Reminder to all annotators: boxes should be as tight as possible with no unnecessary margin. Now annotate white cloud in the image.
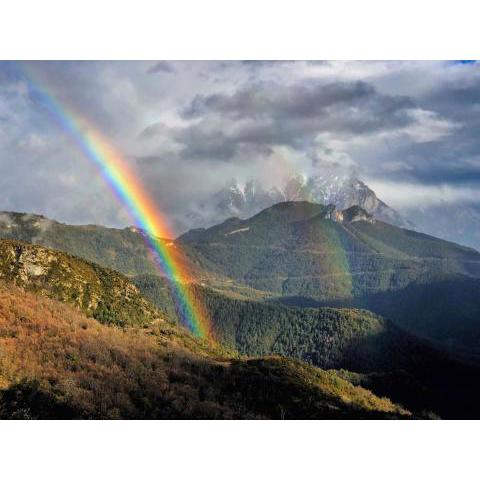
[368,180,480,209]
[403,108,460,142]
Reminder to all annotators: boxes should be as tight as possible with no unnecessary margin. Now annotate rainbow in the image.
[18,65,210,339]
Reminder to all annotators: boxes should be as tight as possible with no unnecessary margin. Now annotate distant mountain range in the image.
[179,201,480,356]
[180,201,480,295]
[190,173,480,252]
[190,173,413,230]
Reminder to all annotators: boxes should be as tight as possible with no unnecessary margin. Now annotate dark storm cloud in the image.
[383,70,480,188]
[240,60,296,68]
[381,143,480,187]
[426,78,480,110]
[175,128,238,160]
[238,60,332,71]
[183,81,384,119]
[147,61,175,74]
[417,166,480,185]
[161,80,417,163]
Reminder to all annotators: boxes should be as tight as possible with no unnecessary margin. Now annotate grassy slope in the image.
[0,283,407,419]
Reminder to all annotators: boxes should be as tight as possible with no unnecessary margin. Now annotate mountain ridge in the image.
[176,201,480,356]
[189,173,413,230]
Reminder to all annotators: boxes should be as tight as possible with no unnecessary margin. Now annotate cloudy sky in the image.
[1,60,479,235]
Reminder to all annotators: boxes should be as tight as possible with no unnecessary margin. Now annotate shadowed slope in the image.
[134,274,480,419]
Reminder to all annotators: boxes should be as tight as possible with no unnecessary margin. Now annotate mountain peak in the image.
[198,173,411,230]
[259,201,376,226]
[252,201,327,224]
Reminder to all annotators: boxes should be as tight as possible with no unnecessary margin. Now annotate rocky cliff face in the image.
[0,239,160,327]
[324,204,375,224]
[339,205,376,224]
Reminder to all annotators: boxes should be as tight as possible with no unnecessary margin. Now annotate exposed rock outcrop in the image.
[324,204,375,224]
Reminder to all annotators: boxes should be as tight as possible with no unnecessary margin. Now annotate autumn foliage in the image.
[0,282,407,419]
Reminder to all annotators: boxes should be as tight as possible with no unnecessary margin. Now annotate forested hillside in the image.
[4,204,480,303]
[134,274,480,418]
[135,274,400,370]
[3,205,480,356]
[0,282,406,419]
[178,202,480,300]
[354,275,480,355]
[175,201,480,355]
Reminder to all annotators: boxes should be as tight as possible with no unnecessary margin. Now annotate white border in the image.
[0,0,478,59]
[1,1,479,477]
[0,420,478,479]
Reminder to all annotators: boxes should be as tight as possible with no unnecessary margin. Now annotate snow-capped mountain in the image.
[202,174,411,229]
